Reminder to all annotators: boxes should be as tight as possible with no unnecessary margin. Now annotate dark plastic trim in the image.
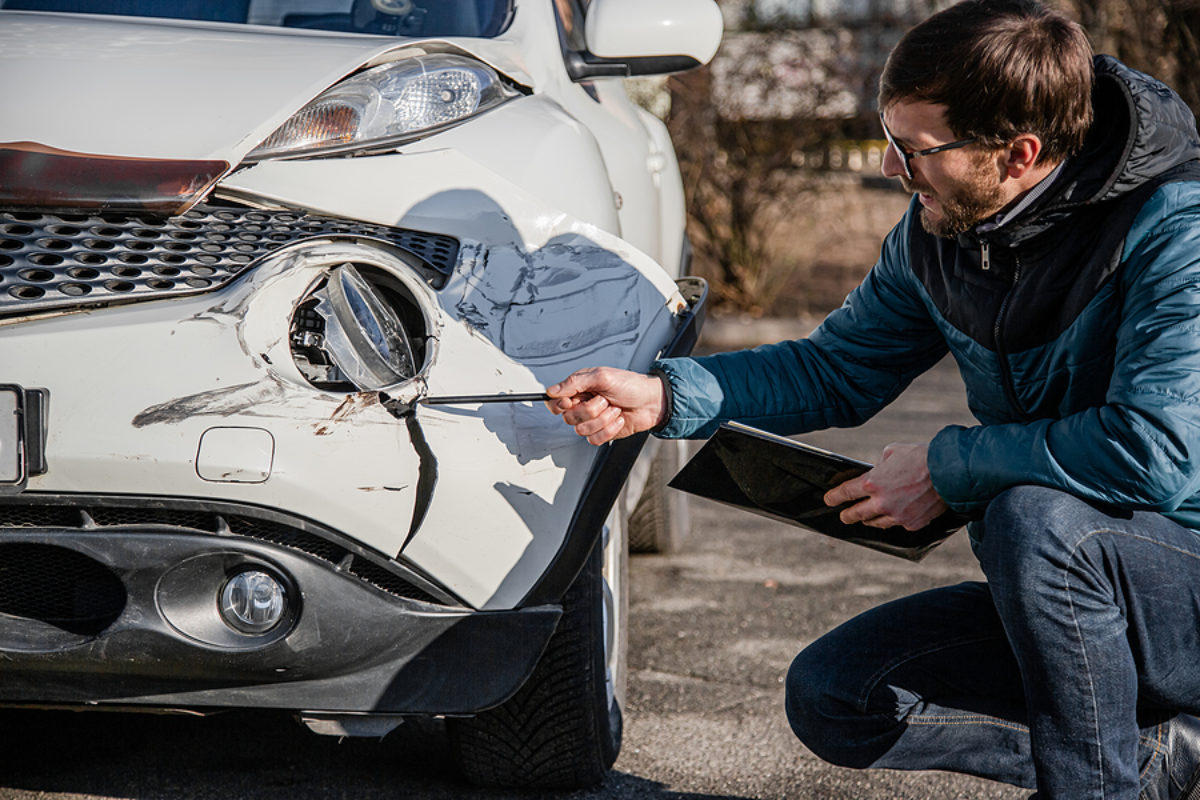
[565,51,703,81]
[23,389,48,477]
[0,386,47,493]
[0,525,559,714]
[0,492,461,607]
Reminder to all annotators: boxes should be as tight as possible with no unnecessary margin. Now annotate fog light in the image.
[219,569,287,634]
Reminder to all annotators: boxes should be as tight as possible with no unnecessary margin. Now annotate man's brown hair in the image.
[878,0,1094,164]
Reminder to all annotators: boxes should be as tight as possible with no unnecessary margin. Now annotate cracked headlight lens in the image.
[314,264,418,390]
[247,54,520,160]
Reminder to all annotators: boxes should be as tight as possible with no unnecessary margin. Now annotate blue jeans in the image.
[786,486,1200,799]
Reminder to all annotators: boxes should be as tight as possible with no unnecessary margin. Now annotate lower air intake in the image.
[0,543,126,635]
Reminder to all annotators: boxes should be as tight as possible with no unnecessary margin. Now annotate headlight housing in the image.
[290,262,429,392]
[316,263,417,390]
[246,54,521,161]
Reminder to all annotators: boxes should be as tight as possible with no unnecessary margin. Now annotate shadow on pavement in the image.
[0,707,753,800]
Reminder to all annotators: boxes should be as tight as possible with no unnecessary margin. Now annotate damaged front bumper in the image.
[0,493,560,714]
[0,202,693,608]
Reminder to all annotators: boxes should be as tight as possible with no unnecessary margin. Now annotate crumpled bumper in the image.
[0,495,559,714]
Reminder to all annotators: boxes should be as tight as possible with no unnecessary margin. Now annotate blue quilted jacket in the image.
[653,57,1200,528]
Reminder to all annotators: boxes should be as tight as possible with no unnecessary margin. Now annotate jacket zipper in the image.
[992,252,1031,420]
[980,241,991,271]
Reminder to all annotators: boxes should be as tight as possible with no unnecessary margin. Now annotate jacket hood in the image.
[977,55,1200,247]
[1057,55,1200,205]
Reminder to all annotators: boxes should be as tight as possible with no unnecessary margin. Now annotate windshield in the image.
[0,0,513,36]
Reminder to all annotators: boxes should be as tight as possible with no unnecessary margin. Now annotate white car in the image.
[0,0,720,788]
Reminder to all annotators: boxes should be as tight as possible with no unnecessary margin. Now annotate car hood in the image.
[0,11,530,165]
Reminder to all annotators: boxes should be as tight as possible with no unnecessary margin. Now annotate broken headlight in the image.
[246,54,521,161]
[291,263,425,391]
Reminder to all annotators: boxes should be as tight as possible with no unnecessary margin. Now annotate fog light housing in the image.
[219,569,287,634]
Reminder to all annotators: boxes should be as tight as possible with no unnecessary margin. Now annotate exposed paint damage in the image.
[313,392,385,436]
[396,228,686,608]
[132,379,287,428]
[453,242,643,362]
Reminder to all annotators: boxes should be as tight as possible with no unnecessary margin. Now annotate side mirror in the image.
[566,0,723,80]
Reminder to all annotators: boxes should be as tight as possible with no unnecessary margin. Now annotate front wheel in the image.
[448,518,625,789]
[629,438,690,554]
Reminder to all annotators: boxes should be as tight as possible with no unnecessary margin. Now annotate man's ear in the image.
[1001,134,1044,179]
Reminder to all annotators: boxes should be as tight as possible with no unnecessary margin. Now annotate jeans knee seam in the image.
[906,712,1029,734]
[1064,529,1107,791]
[1061,528,1200,791]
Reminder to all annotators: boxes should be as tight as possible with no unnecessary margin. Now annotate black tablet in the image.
[667,421,967,561]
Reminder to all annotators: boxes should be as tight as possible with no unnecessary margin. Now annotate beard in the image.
[902,159,1005,238]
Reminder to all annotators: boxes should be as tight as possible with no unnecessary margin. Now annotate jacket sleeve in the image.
[652,209,948,440]
[929,183,1200,517]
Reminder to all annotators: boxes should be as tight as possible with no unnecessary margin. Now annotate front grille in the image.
[0,205,460,316]
[0,501,451,607]
[0,543,126,635]
[0,505,80,528]
[87,507,214,531]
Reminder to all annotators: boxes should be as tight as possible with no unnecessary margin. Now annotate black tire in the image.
[448,537,622,789]
[629,439,690,554]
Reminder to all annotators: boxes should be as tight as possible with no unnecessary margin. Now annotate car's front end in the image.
[0,0,720,787]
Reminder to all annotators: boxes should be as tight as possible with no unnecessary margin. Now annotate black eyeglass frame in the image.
[879,114,977,180]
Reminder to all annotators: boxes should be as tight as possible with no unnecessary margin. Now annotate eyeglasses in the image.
[879,114,977,180]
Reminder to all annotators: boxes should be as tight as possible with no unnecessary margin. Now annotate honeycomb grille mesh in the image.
[0,543,126,635]
[0,206,460,316]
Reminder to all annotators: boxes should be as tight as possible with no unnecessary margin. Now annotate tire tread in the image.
[449,544,619,789]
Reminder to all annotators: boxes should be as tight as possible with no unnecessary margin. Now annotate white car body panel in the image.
[409,230,681,606]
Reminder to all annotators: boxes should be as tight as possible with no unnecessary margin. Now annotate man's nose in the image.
[881,143,906,179]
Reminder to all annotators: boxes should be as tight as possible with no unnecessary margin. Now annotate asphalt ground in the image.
[0,327,1031,800]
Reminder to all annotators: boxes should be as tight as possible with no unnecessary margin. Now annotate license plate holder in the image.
[0,385,47,493]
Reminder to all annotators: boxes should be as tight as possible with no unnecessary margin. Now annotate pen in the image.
[420,392,551,405]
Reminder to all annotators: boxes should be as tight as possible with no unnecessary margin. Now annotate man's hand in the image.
[545,367,668,445]
[823,442,949,531]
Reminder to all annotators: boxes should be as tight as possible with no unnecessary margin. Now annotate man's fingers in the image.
[546,370,593,399]
[545,366,664,445]
[836,497,897,529]
[824,474,869,508]
[545,394,581,415]
[586,411,627,446]
[573,406,624,446]
[836,496,873,525]
[827,478,876,525]
[822,443,943,531]
[570,404,622,440]
[561,394,611,427]
[547,367,615,401]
